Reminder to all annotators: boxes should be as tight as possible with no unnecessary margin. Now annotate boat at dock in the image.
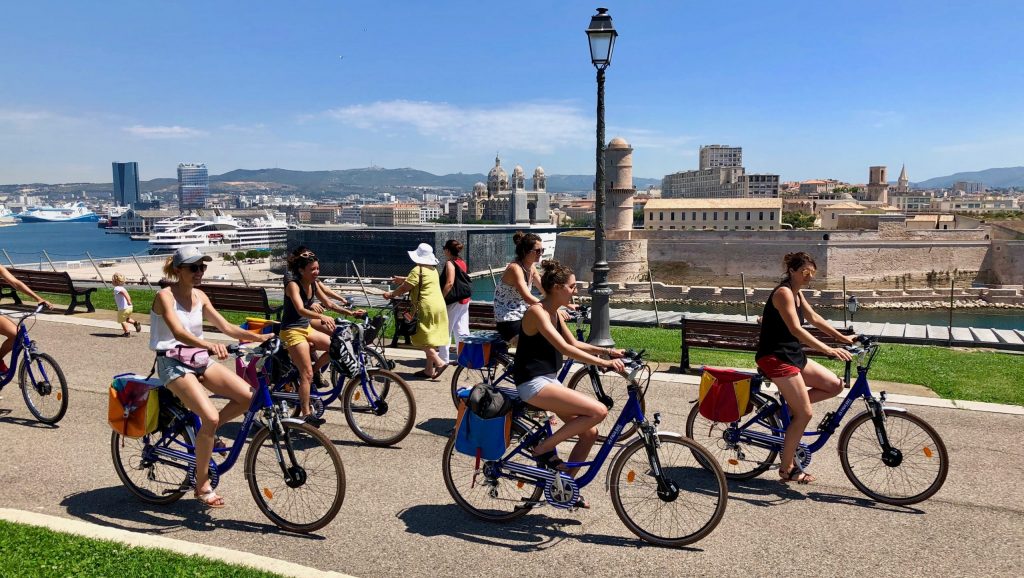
[147,211,288,254]
[16,202,99,223]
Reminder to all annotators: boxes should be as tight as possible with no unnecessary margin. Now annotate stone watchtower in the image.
[555,136,648,283]
[605,137,636,233]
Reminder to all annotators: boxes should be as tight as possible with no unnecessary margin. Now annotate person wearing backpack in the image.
[438,239,472,366]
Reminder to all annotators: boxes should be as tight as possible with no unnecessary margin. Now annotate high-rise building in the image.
[177,163,209,211]
[742,174,780,198]
[699,145,743,169]
[952,181,984,194]
[111,162,140,207]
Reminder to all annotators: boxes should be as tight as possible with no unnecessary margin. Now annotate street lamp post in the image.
[586,7,617,348]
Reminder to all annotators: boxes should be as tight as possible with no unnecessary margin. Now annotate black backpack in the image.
[442,260,473,304]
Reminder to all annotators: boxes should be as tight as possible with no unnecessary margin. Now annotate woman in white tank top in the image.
[150,247,267,509]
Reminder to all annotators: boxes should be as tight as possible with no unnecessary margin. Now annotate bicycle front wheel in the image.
[441,430,542,522]
[19,352,69,424]
[343,369,416,446]
[565,366,645,441]
[609,433,728,547]
[449,353,511,408]
[110,431,190,505]
[838,409,948,505]
[685,394,781,480]
[245,421,345,533]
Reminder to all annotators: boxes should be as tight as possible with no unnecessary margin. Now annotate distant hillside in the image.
[3,167,661,195]
[915,166,1024,189]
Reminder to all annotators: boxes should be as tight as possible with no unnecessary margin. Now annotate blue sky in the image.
[1,0,1022,185]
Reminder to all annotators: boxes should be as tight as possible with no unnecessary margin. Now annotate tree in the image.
[782,211,816,229]
[234,251,246,262]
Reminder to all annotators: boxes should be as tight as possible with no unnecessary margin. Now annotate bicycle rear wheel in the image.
[343,369,416,446]
[838,409,948,505]
[449,353,511,408]
[110,430,190,505]
[609,433,728,547]
[245,421,345,533]
[565,366,645,441]
[19,352,69,424]
[685,394,781,480]
[441,432,542,522]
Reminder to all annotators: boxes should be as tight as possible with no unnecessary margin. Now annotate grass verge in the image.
[30,289,1024,406]
[0,520,283,577]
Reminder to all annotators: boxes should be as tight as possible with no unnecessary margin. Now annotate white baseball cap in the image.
[171,246,213,268]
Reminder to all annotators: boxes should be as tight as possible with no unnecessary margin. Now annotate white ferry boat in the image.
[147,212,289,254]
[16,202,99,223]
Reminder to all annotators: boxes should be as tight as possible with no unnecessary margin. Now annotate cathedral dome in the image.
[534,166,545,175]
[512,165,524,178]
[608,136,630,149]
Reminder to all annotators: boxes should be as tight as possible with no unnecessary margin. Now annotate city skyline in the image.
[1,1,1022,185]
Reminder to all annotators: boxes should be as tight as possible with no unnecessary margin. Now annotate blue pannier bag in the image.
[453,387,511,461]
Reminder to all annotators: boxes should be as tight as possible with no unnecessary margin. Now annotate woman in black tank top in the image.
[283,251,336,427]
[512,260,626,499]
[758,252,857,484]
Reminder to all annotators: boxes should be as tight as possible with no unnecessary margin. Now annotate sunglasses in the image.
[299,255,319,265]
[531,248,543,254]
[180,263,208,273]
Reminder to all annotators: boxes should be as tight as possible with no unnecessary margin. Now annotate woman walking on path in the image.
[281,251,335,427]
[755,251,855,485]
[493,231,544,343]
[150,246,266,508]
[112,273,142,337]
[384,243,449,379]
[437,239,471,366]
[0,264,52,374]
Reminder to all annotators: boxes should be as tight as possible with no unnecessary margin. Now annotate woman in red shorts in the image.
[755,252,855,484]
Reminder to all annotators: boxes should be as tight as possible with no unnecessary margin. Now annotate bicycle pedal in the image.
[816,411,836,432]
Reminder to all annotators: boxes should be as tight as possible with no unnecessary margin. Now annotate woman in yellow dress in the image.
[384,243,450,379]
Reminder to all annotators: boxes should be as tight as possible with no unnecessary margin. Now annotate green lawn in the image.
[30,289,1024,406]
[0,520,283,577]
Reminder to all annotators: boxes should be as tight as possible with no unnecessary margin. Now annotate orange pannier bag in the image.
[698,367,757,423]
[107,373,161,438]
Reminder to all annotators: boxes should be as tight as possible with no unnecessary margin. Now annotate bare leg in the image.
[166,373,222,504]
[801,358,844,403]
[0,316,16,363]
[773,372,813,476]
[287,341,314,416]
[528,385,608,461]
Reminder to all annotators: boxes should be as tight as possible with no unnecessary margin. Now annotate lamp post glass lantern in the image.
[586,7,617,348]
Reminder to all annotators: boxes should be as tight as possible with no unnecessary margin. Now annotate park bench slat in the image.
[0,268,96,315]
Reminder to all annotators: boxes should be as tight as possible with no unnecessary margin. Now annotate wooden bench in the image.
[388,300,497,347]
[199,283,282,320]
[680,316,854,371]
[0,268,96,315]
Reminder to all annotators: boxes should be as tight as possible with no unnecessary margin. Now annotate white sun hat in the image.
[408,243,439,266]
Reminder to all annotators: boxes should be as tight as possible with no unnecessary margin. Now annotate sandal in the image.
[195,489,226,509]
[430,366,449,380]
[412,369,433,379]
[574,496,591,510]
[533,450,568,472]
[133,320,142,333]
[213,437,229,454]
[303,414,326,428]
[121,331,131,337]
[779,466,816,484]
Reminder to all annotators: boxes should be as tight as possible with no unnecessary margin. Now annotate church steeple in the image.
[896,164,910,193]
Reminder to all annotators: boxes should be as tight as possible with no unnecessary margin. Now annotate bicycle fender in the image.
[280,417,307,426]
[603,431,685,493]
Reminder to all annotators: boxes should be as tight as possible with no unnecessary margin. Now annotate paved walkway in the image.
[0,315,1021,577]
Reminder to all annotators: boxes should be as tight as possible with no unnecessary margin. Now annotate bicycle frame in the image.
[0,311,48,389]
[146,348,302,484]
[728,344,889,456]
[492,362,650,497]
[478,306,590,388]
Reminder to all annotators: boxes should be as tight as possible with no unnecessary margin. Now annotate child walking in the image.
[112,273,142,337]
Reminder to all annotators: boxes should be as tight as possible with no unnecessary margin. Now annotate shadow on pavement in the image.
[61,486,327,540]
[0,408,59,429]
[726,476,924,514]
[90,332,131,339]
[397,503,701,552]
[416,417,455,438]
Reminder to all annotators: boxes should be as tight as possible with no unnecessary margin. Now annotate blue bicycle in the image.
[0,304,68,424]
[111,337,346,533]
[685,336,949,505]
[449,305,647,440]
[262,321,416,447]
[443,350,728,547]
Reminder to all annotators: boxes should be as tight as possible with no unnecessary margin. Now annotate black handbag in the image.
[443,259,473,305]
[396,266,423,336]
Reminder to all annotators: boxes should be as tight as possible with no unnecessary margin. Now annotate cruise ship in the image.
[147,212,289,254]
[16,202,99,223]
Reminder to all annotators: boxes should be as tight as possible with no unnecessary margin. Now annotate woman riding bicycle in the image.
[282,250,337,427]
[756,251,855,484]
[150,247,266,508]
[514,260,625,501]
[284,247,366,330]
[493,232,545,343]
[0,264,52,374]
